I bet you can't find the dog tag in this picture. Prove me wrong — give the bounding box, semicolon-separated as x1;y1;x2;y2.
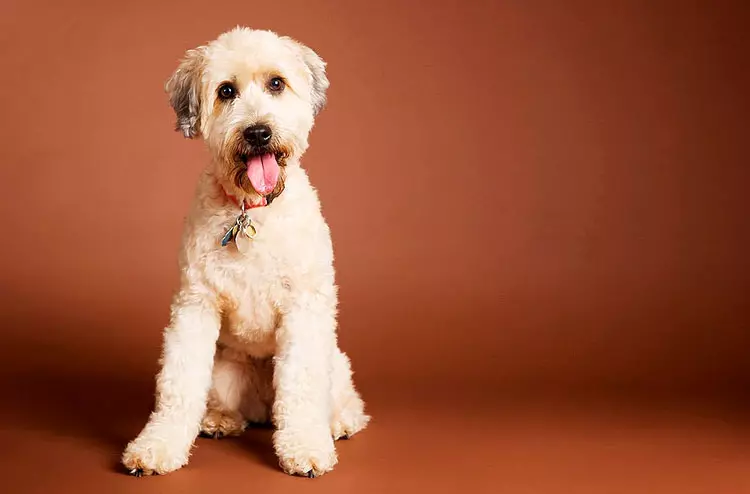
236;217;257;254
235;231;251;254
242;219;257;239
221;225;236;247
221;203;258;251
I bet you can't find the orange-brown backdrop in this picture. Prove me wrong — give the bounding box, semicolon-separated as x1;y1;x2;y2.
0;0;748;403
2;1;750;493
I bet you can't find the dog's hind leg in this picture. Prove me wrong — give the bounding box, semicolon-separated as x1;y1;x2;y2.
330;348;370;440
200;347;252;438
240;356;274;427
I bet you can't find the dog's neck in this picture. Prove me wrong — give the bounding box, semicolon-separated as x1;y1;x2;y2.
210;169;270;211
223;188;268;210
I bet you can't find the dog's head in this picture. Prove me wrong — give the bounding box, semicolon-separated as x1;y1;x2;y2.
165;28;329;202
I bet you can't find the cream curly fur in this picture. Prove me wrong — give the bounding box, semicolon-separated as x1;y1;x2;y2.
121;27;369;478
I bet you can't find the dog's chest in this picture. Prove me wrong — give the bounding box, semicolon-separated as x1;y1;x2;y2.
220;267;279;352
181;171;333;357
199;213;304;356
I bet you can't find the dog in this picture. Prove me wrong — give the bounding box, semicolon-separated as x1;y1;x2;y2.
121;27;369;478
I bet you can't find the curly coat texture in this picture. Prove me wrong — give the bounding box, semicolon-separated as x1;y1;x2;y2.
121;27;369;478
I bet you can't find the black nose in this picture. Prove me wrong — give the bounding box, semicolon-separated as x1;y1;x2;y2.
243;124;272;147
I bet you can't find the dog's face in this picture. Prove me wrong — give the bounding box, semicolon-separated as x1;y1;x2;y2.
165;28;329;201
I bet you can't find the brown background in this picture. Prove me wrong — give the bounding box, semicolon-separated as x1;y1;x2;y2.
0;1;748;493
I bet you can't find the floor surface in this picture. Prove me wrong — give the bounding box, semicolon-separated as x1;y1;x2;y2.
1;371;748;494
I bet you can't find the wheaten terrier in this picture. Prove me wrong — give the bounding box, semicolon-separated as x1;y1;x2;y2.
121;27;369;478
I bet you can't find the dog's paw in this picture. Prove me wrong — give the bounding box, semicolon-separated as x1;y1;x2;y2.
274;426;338;478
199;409;247;439
121;434;189;476
331;396;371;440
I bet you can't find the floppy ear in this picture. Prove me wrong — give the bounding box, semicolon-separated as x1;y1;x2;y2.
165;47;206;138
286;38;330;116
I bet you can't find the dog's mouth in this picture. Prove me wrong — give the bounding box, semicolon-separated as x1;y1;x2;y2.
233;148;289;200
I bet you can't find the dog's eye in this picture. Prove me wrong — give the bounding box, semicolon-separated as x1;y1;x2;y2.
218;83;237;100
267;77;285;93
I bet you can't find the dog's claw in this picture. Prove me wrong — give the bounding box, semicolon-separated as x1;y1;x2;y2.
130;469;144;477
199;430;224;439
305;470;316;478
340;433;350;440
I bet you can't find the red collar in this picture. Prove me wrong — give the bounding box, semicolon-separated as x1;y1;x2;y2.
223;190;268;210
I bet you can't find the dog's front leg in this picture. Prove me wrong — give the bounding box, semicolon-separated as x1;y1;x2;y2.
273;293;338;478
122;293;220;476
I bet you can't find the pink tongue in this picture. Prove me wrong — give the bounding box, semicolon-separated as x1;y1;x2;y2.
246;153;279;195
